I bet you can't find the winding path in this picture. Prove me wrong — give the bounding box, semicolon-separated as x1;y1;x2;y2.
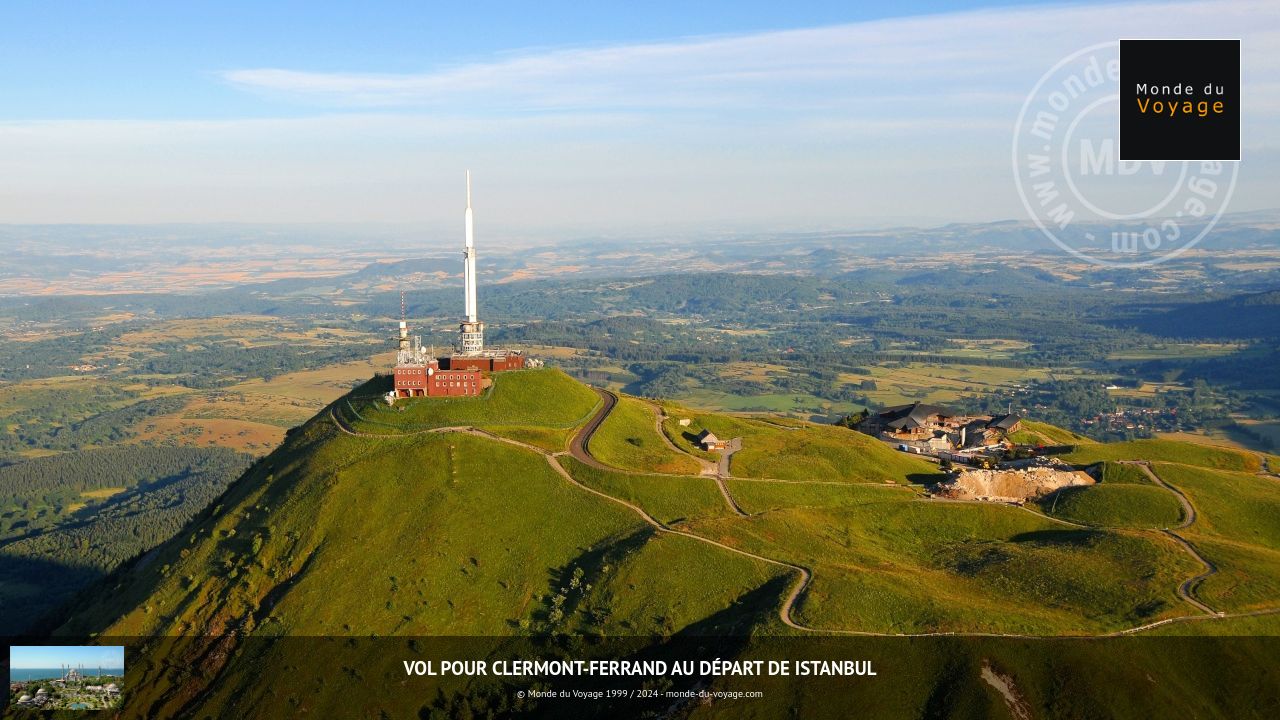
714;438;749;517
1118;461;1222;616
329;396;1277;638
567;388;617;471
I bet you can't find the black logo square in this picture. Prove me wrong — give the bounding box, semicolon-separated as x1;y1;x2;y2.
1120;39;1239;160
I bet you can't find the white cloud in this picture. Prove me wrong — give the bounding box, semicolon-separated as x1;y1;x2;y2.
220;0;1280;117
2;0;1277;228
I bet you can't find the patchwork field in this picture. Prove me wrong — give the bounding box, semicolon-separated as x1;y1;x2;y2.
677;389;859;416
133;417;285;454
842;362;1092;407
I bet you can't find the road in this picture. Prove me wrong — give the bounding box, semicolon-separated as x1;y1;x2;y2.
329;395;1278;638
715;437;749;517
568;388;617;471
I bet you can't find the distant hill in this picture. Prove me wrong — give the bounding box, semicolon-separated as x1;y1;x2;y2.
1125;290;1280;340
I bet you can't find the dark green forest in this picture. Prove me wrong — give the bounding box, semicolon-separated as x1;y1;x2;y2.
0;446;250;634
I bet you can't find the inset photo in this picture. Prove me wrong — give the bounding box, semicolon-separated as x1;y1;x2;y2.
8;646;124;711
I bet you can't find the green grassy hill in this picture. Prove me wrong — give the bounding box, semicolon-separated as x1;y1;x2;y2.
1152;463;1280;612
588;395;702;475
1038;484;1186;528
34;369;1280;718
1063;438;1261;472
341;368;599;451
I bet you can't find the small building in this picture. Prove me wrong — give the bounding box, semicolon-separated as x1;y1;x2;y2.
861;402;962;440
987;414;1023;433
696;430;727;451
925;431;953;453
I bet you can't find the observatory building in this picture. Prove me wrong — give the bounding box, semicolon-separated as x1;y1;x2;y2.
391;318;481;398
390;172;531;400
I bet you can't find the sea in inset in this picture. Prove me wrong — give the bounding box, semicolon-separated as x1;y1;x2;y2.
8;668;124;682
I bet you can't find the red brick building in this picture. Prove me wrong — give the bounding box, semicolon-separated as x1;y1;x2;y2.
441;351;525;372
394;360;482;398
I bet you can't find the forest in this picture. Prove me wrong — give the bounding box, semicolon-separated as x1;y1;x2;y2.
0;446;250;634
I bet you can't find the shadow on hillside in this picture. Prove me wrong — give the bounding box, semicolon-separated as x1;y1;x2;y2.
680;431;703;446
0;553;103;635
1008;528;1102;546
534;527;657;631
673;573;791;637
906;471;948;487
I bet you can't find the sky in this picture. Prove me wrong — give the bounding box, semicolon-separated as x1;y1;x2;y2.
9;645;125;670
1;0;1277;237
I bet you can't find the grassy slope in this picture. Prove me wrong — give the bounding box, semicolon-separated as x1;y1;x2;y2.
726;480;920;515
1154;463;1280;611
561;456;729;525
696;482;1197;634
57;417;772;642
588;396;701;475
1013;420;1094;445
1100;461;1154;484
662;407;940;483
1064;439;1260;473
1038;484;1185;529
46;370;1275;637
1141;613;1280;635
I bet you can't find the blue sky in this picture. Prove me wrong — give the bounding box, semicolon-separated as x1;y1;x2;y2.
1;0;1080;120
9;645;124;670
1;0;1276;233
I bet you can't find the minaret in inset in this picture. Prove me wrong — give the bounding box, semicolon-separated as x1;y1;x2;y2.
458;170;485;354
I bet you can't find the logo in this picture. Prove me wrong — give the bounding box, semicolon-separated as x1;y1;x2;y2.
1012;42;1238;267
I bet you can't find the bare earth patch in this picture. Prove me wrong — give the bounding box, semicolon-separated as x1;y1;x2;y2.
934;459;1095;503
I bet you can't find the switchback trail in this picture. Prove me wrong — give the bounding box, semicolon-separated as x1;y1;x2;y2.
1119;461;1221;616
328;396;1274;638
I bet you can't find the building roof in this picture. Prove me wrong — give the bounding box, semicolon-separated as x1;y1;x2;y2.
695;430;720;444
877;402;959;430
988;414;1022;430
